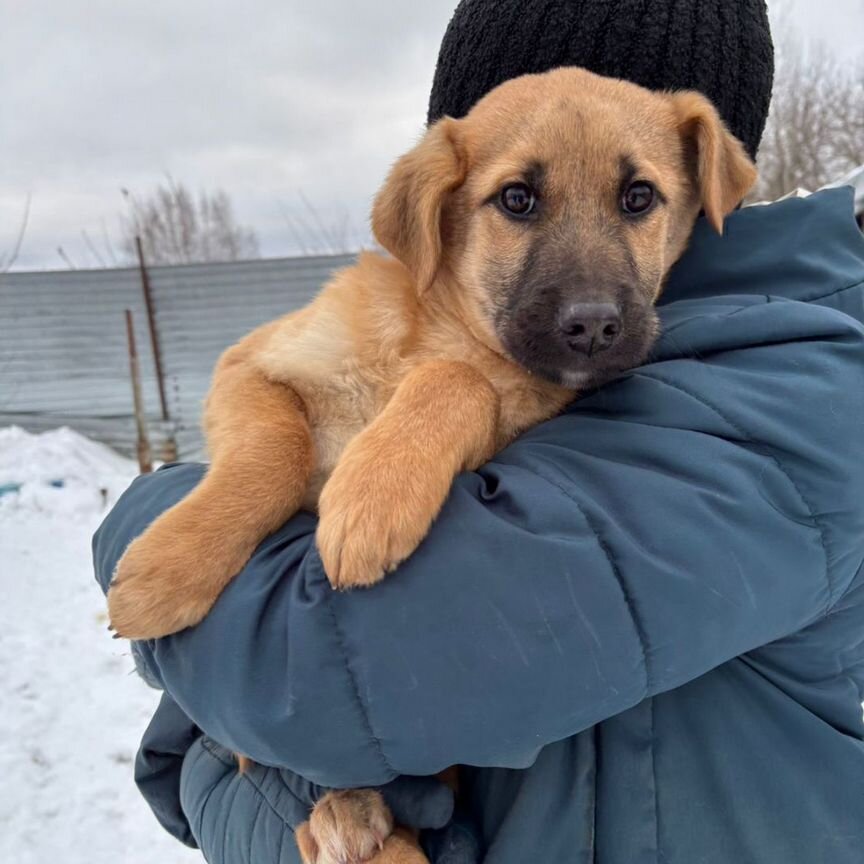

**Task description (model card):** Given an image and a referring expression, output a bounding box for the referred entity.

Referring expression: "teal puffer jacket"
[94,188,864,863]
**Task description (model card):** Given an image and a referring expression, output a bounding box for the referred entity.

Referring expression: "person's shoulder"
[662,186,864,311]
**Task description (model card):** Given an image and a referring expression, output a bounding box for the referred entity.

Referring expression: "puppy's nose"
[558,303,622,355]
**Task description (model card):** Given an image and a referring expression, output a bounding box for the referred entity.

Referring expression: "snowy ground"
[0,427,202,864]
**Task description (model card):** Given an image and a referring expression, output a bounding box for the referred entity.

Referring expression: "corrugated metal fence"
[0,254,354,458]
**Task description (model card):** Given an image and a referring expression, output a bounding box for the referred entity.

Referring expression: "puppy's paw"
[297,824,428,864]
[302,789,394,864]
[316,457,438,591]
[108,507,245,640]
[108,536,214,640]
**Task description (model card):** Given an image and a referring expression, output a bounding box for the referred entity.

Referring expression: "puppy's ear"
[372,117,466,293]
[671,91,758,234]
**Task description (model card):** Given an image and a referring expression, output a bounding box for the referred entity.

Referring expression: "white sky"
[1,0,862,271]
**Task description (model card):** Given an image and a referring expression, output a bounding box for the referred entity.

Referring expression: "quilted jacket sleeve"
[94,293,864,789]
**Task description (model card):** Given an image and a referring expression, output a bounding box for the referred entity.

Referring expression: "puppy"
[108,67,756,863]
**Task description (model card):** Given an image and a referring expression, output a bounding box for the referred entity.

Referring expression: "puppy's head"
[373,67,757,387]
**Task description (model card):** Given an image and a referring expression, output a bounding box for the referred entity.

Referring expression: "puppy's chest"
[491,373,572,446]
[290,348,570,510]
[300,369,394,510]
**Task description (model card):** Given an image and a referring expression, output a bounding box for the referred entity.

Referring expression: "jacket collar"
[662,188,864,320]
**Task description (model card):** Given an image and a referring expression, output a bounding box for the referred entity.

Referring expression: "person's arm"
[94,295,864,789]
[137,691,477,863]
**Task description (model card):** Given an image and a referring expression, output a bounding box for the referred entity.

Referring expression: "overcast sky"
[1,0,862,271]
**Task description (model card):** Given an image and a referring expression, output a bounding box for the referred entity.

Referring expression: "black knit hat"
[428,0,774,159]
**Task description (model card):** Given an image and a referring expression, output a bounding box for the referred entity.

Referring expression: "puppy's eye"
[622,181,656,216]
[500,183,537,218]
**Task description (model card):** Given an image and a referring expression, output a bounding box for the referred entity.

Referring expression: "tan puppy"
[108,67,756,863]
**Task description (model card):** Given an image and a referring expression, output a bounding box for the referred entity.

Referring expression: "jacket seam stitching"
[199,738,303,830]
[247,795,264,862]
[191,741,218,842]
[634,371,834,609]
[324,590,394,775]
[650,699,661,859]
[831,556,864,611]
[525,464,652,697]
[219,773,242,861]
[803,276,864,305]
[277,821,286,864]
[200,736,234,766]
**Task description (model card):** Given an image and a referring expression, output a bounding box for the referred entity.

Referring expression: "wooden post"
[135,235,178,461]
[135,236,170,421]
[125,309,153,474]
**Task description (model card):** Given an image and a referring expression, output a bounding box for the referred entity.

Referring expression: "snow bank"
[0,426,139,519]
[0,426,200,864]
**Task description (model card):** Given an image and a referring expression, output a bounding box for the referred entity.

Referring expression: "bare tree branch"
[278,202,312,256]
[280,193,366,256]
[119,180,260,265]
[57,246,77,269]
[299,190,344,254]
[753,27,864,202]
[100,219,120,266]
[0,193,32,273]
[81,229,108,268]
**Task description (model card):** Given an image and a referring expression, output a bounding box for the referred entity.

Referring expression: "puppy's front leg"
[317,360,499,590]
[109,340,314,639]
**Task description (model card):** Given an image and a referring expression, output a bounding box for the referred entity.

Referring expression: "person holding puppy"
[95,1,864,862]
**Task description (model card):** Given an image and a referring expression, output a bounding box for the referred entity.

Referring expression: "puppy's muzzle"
[557,302,622,355]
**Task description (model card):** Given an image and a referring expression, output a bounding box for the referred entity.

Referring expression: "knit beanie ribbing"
[428,0,774,159]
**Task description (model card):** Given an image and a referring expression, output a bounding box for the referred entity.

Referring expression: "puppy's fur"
[108,68,756,864]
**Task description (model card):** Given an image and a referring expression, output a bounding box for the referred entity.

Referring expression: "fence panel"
[0,254,353,458]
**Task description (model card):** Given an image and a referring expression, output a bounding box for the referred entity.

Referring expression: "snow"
[0,427,202,864]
